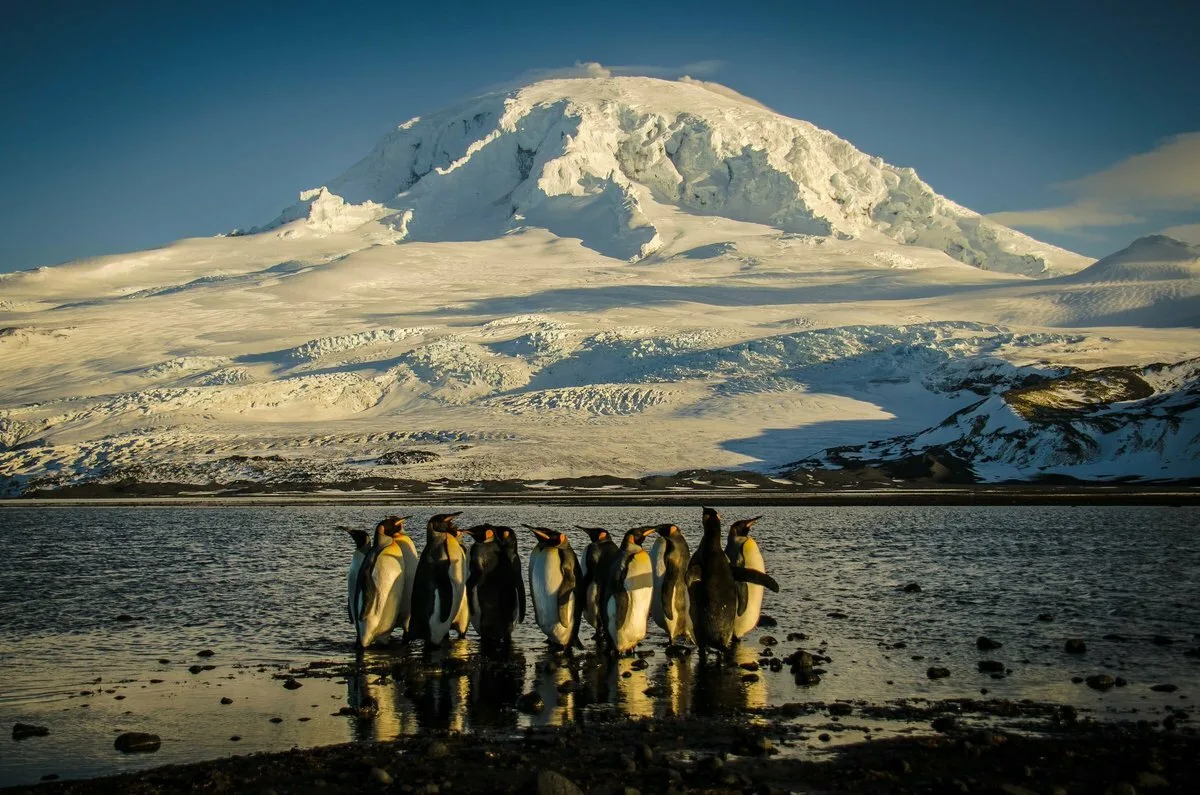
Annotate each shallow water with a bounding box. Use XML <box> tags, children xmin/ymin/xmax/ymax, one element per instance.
<box><xmin>1</xmin><ymin>504</ymin><xmax>1198</xmax><ymax>785</ymax></box>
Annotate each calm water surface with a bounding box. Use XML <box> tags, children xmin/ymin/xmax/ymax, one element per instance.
<box><xmin>1</xmin><ymin>505</ymin><xmax>1197</xmax><ymax>785</ymax></box>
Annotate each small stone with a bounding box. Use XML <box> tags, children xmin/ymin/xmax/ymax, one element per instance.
<box><xmin>157</xmin><ymin>658</ymin><xmax>170</xmax><ymax>665</ymax></box>
<box><xmin>188</xmin><ymin>664</ymin><xmax>205</xmax><ymax>674</ymax></box>
<box><xmin>927</xmin><ymin>666</ymin><xmax>951</xmax><ymax>680</ymax></box>
<box><xmin>1150</xmin><ymin>684</ymin><xmax>1178</xmax><ymax>693</ymax></box>
<box><xmin>370</xmin><ymin>767</ymin><xmax>393</xmax><ymax>785</ymax></box>
<box><xmin>794</xmin><ymin>669</ymin><xmax>821</xmax><ymax>686</ymax></box>
<box><xmin>534</xmin><ymin>771</ymin><xmax>584</xmax><ymax>795</ymax></box>
<box><xmin>1071</xmin><ymin>676</ymin><xmax>1084</xmax><ymax>684</ymax></box>
<box><xmin>818</xmin><ymin>733</ymin><xmax>831</xmax><ymax>742</ymax></box>
<box><xmin>630</xmin><ymin>657</ymin><xmax>649</xmax><ymax>671</ymax></box>
<box><xmin>739</xmin><ymin>661</ymin><xmax>760</xmax><ymax>671</ymax></box>
<box><xmin>1037</xmin><ymin>613</ymin><xmax>1054</xmax><ymax>622</ymax></box>
<box><xmin>931</xmin><ymin>716</ymin><xmax>957</xmax><ymax>732</ymax></box>
<box><xmin>757</xmin><ymin>615</ymin><xmax>778</xmax><ymax>628</ymax></box>
<box><xmin>976</xmin><ymin>636</ymin><xmax>1003</xmax><ymax>650</ymax></box>
<box><xmin>759</xmin><ymin>635</ymin><xmax>778</xmax><ymax>646</ymax></box>
<box><xmin>1152</xmin><ymin>635</ymin><xmax>1173</xmax><ymax>646</ymax></box>
<box><xmin>517</xmin><ymin>692</ymin><xmax>544</xmax><ymax>714</ymax></box>
<box><xmin>769</xmin><ymin>659</ymin><xmax>783</xmax><ymax>672</ymax></box>
<box><xmin>12</xmin><ymin>723</ymin><xmax>49</xmax><ymax>740</ymax></box>
<box><xmin>1103</xmin><ymin>633</ymin><xmax>1128</xmax><ymax>642</ymax></box>
<box><xmin>901</xmin><ymin>582</ymin><xmax>921</xmax><ymax>593</ymax></box>
<box><xmin>741</xmin><ymin>673</ymin><xmax>760</xmax><ymax>684</ymax></box>
<box><xmin>282</xmin><ymin>677</ymin><xmax>302</xmax><ymax>690</ymax></box>
<box><xmin>828</xmin><ymin>702</ymin><xmax>852</xmax><ymax>716</ymax></box>
<box><xmin>1115</xmin><ymin>677</ymin><xmax>1129</xmax><ymax>687</ymax></box>
<box><xmin>1000</xmin><ymin>785</ymin><xmax>1039</xmax><ymax>795</ymax></box>
<box><xmin>827</xmin><ymin>611</ymin><xmax>848</xmax><ymax>619</ymax></box>
<box><xmin>1106</xmin><ymin>783</ymin><xmax>1137</xmax><ymax>795</ymax></box>
<box><xmin>643</xmin><ymin>685</ymin><xmax>667</xmax><ymax>697</ymax></box>
<box><xmin>197</xmin><ymin>649</ymin><xmax>215</xmax><ymax>657</ymax></box>
<box><xmin>978</xmin><ymin>660</ymin><xmax>1005</xmax><ymax>673</ymax></box>
<box><xmin>220</xmin><ymin>697</ymin><xmax>233</xmax><ymax>705</ymax></box>
<box><xmin>636</xmin><ymin>743</ymin><xmax>654</xmax><ymax>764</ymax></box>
<box><xmin>229</xmin><ymin>735</ymin><xmax>241</xmax><ymax>741</ymax></box>
<box><xmin>1064</xmin><ymin>639</ymin><xmax>1087</xmax><ymax>654</ymax></box>
<box><xmin>700</xmin><ymin>755</ymin><xmax>724</xmax><ymax>773</ymax></box>
<box><xmin>115</xmin><ymin>614</ymin><xmax>134</xmax><ymax>622</ymax></box>
<box><xmin>427</xmin><ymin>740</ymin><xmax>451</xmax><ymax>760</ymax></box>
<box><xmin>114</xmin><ymin>732</ymin><xmax>161</xmax><ymax>753</ymax></box>
<box><xmin>1086</xmin><ymin>674</ymin><xmax>1116</xmax><ymax>691</ymax></box>
<box><xmin>786</xmin><ymin>632</ymin><xmax>807</xmax><ymax>641</ymax></box>
<box><xmin>1135</xmin><ymin>772</ymin><xmax>1169</xmax><ymax>789</ymax></box>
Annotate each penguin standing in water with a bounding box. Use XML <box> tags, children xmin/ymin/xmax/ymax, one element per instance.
<box><xmin>341</xmin><ymin>526</ymin><xmax>371</xmax><ymax>624</ymax></box>
<box><xmin>525</xmin><ymin>526</ymin><xmax>582</xmax><ymax>650</ymax></box>
<box><xmin>464</xmin><ymin>524</ymin><xmax>521</xmax><ymax>644</ymax></box>
<box><xmin>725</xmin><ymin>515</ymin><xmax>767</xmax><ymax>641</ymax></box>
<box><xmin>496</xmin><ymin>526</ymin><xmax>526</xmax><ymax>625</ymax></box>
<box><xmin>381</xmin><ymin>515</ymin><xmax>418</xmax><ymax>636</ymax></box>
<box><xmin>410</xmin><ymin>512</ymin><xmax>468</xmax><ymax>646</ymax></box>
<box><xmin>650</xmin><ymin>523</ymin><xmax>694</xmax><ymax>646</ymax></box>
<box><xmin>603</xmin><ymin>526</ymin><xmax>657</xmax><ymax>655</ymax></box>
<box><xmin>576</xmin><ymin>526</ymin><xmax>619</xmax><ymax>640</ymax></box>
<box><xmin>350</xmin><ymin>523</ymin><xmax>408</xmax><ymax>649</ymax></box>
<box><xmin>687</xmin><ymin>508</ymin><xmax>780</xmax><ymax>659</ymax></box>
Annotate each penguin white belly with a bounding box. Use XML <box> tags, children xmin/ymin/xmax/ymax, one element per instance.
<box><xmin>530</xmin><ymin>549</ymin><xmax>571</xmax><ymax>645</ymax></box>
<box><xmin>377</xmin><ymin>545</ymin><xmax>407</xmax><ymax>638</ymax></box>
<box><xmin>358</xmin><ymin>553</ymin><xmax>404</xmax><ymax>648</ymax></box>
<box><xmin>450</xmin><ymin>541</ymin><xmax>469</xmax><ymax>635</ymax></box>
<box><xmin>396</xmin><ymin>536</ymin><xmax>418</xmax><ymax>632</ymax></box>
<box><xmin>649</xmin><ymin>537</ymin><xmax>668</xmax><ymax>632</ymax></box>
<box><xmin>609</xmin><ymin>552</ymin><xmax>653</xmax><ymax>653</ymax></box>
<box><xmin>731</xmin><ymin>538</ymin><xmax>766</xmax><ymax>639</ymax></box>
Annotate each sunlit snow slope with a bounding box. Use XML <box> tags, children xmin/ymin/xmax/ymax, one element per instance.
<box><xmin>1</xmin><ymin>77</ymin><xmax>1197</xmax><ymax>494</ymax></box>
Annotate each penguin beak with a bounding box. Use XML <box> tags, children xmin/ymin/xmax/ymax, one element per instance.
<box><xmin>524</xmin><ymin>525</ymin><xmax>551</xmax><ymax>542</ymax></box>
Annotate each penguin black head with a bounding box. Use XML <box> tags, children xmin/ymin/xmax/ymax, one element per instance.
<box><xmin>701</xmin><ymin>507</ymin><xmax>723</xmax><ymax>533</ymax></box>
<box><xmin>575</xmin><ymin>526</ymin><xmax>611</xmax><ymax>543</ymax></box>
<box><xmin>729</xmin><ymin>516</ymin><xmax>762</xmax><ymax>539</ymax></box>
<box><xmin>341</xmin><ymin>527</ymin><xmax>370</xmax><ymax>549</ymax></box>
<box><xmin>428</xmin><ymin>512</ymin><xmax>464</xmax><ymax>535</ymax></box>
<box><xmin>622</xmin><ymin>525</ymin><xmax>657</xmax><ymax>546</ymax></box>
<box><xmin>464</xmin><ymin>524</ymin><xmax>497</xmax><ymax>543</ymax></box>
<box><xmin>524</xmin><ymin>524</ymin><xmax>566</xmax><ymax>547</ymax></box>
<box><xmin>381</xmin><ymin>515</ymin><xmax>413</xmax><ymax>537</ymax></box>
<box><xmin>656</xmin><ymin>523</ymin><xmax>682</xmax><ymax>537</ymax></box>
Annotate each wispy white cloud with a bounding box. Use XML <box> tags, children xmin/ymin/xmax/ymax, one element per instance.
<box><xmin>988</xmin><ymin>132</ymin><xmax>1200</xmax><ymax>231</ymax></box>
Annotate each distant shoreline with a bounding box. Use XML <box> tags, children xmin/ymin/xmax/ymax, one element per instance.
<box><xmin>3</xmin><ymin>485</ymin><xmax>1199</xmax><ymax>508</ymax></box>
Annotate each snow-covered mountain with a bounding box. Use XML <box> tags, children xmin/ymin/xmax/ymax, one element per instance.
<box><xmin>1</xmin><ymin>76</ymin><xmax>1196</xmax><ymax>495</ymax></box>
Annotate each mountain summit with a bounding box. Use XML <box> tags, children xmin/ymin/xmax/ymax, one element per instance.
<box><xmin>271</xmin><ymin>76</ymin><xmax>1087</xmax><ymax>277</ymax></box>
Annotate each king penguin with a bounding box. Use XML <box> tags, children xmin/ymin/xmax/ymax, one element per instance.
<box><xmin>381</xmin><ymin>515</ymin><xmax>418</xmax><ymax>637</ymax></box>
<box><xmin>351</xmin><ymin>523</ymin><xmax>407</xmax><ymax>649</ymax></box>
<box><xmin>525</xmin><ymin>526</ymin><xmax>583</xmax><ymax>650</ymax></box>
<box><xmin>725</xmin><ymin>515</ymin><xmax>767</xmax><ymax>641</ymax></box>
<box><xmin>576</xmin><ymin>526</ymin><xmax>619</xmax><ymax>639</ymax></box>
<box><xmin>410</xmin><ymin>512</ymin><xmax>468</xmax><ymax>646</ymax></box>
<box><xmin>341</xmin><ymin>526</ymin><xmax>371</xmax><ymax>625</ymax></box>
<box><xmin>603</xmin><ymin>526</ymin><xmax>657</xmax><ymax>655</ymax></box>
<box><xmin>687</xmin><ymin>508</ymin><xmax>780</xmax><ymax>658</ymax></box>
<box><xmin>496</xmin><ymin>526</ymin><xmax>526</xmax><ymax>625</ymax></box>
<box><xmin>464</xmin><ymin>524</ymin><xmax>521</xmax><ymax>644</ymax></box>
<box><xmin>650</xmin><ymin>523</ymin><xmax>694</xmax><ymax>646</ymax></box>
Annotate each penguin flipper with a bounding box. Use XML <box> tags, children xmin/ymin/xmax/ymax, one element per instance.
<box><xmin>466</xmin><ymin>558</ymin><xmax>481</xmax><ymax>621</ymax></box>
<box><xmin>435</xmin><ymin>560</ymin><xmax>455</xmax><ymax>623</ymax></box>
<box><xmin>513</xmin><ymin>556</ymin><xmax>527</xmax><ymax>624</ymax></box>
<box><xmin>556</xmin><ymin>553</ymin><xmax>577</xmax><ymax>633</ymax></box>
<box><xmin>685</xmin><ymin>563</ymin><xmax>702</xmax><ymax>587</ymax></box>
<box><xmin>730</xmin><ymin>567</ymin><xmax>780</xmax><ymax>592</ymax></box>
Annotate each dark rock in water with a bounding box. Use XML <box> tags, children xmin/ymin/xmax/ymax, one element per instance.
<box><xmin>40</xmin><ymin>774</ymin><xmax>59</xmax><ymax>782</ymax></box>
<box><xmin>114</xmin><ymin>732</ymin><xmax>161</xmax><ymax>753</ymax></box>
<box><xmin>1086</xmin><ymin>674</ymin><xmax>1116</xmax><ymax>691</ymax></box>
<box><xmin>1037</xmin><ymin>613</ymin><xmax>1054</xmax><ymax>622</ymax></box>
<box><xmin>827</xmin><ymin>612</ymin><xmax>848</xmax><ymax>619</ymax></box>
<box><xmin>1071</xmin><ymin>676</ymin><xmax>1084</xmax><ymax>684</ymax></box>
<box><xmin>789</xmin><ymin>650</ymin><xmax>815</xmax><ymax>670</ymax></box>
<box><xmin>828</xmin><ymin>702</ymin><xmax>853</xmax><ymax>716</ymax></box>
<box><xmin>1115</xmin><ymin>677</ymin><xmax>1129</xmax><ymax>687</ymax></box>
<box><xmin>630</xmin><ymin>658</ymin><xmax>649</xmax><ymax>671</ymax></box>
<box><xmin>188</xmin><ymin>665</ymin><xmax>205</xmax><ymax>674</ymax></box>
<box><xmin>1150</xmin><ymin>684</ymin><xmax>1178</xmax><ymax>693</ymax></box>
<box><xmin>370</xmin><ymin>767</ymin><xmax>393</xmax><ymax>786</ymax></box>
<box><xmin>978</xmin><ymin>660</ymin><xmax>1005</xmax><ymax>673</ymax></box>
<box><xmin>196</xmin><ymin>649</ymin><xmax>215</xmax><ymax>658</ymax></box>
<box><xmin>426</xmin><ymin>740</ymin><xmax>451</xmax><ymax>760</ymax></box>
<box><xmin>976</xmin><ymin>636</ymin><xmax>1003</xmax><ymax>650</ymax></box>
<box><xmin>12</xmin><ymin>723</ymin><xmax>49</xmax><ymax>740</ymax></box>
<box><xmin>115</xmin><ymin>614</ymin><xmax>135</xmax><ymax>622</ymax></box>
<box><xmin>739</xmin><ymin>661</ymin><xmax>760</xmax><ymax>671</ymax></box>
<box><xmin>157</xmin><ymin>658</ymin><xmax>170</xmax><ymax>665</ymax></box>
<box><xmin>757</xmin><ymin>615</ymin><xmax>778</xmax><ymax>628</ymax></box>
<box><xmin>927</xmin><ymin>667</ymin><xmax>951</xmax><ymax>680</ymax></box>
<box><xmin>931</xmin><ymin>716</ymin><xmax>957</xmax><ymax>732</ymax></box>
<box><xmin>794</xmin><ymin>669</ymin><xmax>821</xmax><ymax>686</ymax></box>
<box><xmin>269</xmin><ymin>717</ymin><xmax>283</xmax><ymax>723</ymax></box>
<box><xmin>1103</xmin><ymin>633</ymin><xmax>1129</xmax><ymax>642</ymax></box>
<box><xmin>741</xmin><ymin>673</ymin><xmax>760</xmax><ymax>684</ymax></box>
<box><xmin>1152</xmin><ymin>635</ymin><xmax>1174</xmax><ymax>646</ymax></box>
<box><xmin>220</xmin><ymin>697</ymin><xmax>233</xmax><ymax>705</ymax></box>
<box><xmin>642</xmin><ymin>685</ymin><xmax>667</xmax><ymax>697</ymax></box>
<box><xmin>760</xmin><ymin>635</ymin><xmax>778</xmax><ymax>646</ymax></box>
<box><xmin>517</xmin><ymin>692</ymin><xmax>545</xmax><ymax>714</ymax></box>
<box><xmin>229</xmin><ymin>735</ymin><xmax>241</xmax><ymax>742</ymax></box>
<box><xmin>818</xmin><ymin>733</ymin><xmax>831</xmax><ymax>742</ymax></box>
<box><xmin>786</xmin><ymin>632</ymin><xmax>807</xmax><ymax>641</ymax></box>
<box><xmin>768</xmin><ymin>659</ymin><xmax>784</xmax><ymax>672</ymax></box>
<box><xmin>1064</xmin><ymin>639</ymin><xmax>1087</xmax><ymax>654</ymax></box>
<box><xmin>891</xmin><ymin>641</ymin><xmax>907</xmax><ymax>648</ymax></box>
<box><xmin>901</xmin><ymin>583</ymin><xmax>922</xmax><ymax>593</ymax></box>
<box><xmin>282</xmin><ymin>677</ymin><xmax>302</xmax><ymax>690</ymax></box>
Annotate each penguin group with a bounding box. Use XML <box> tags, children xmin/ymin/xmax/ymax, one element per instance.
<box><xmin>343</xmin><ymin>508</ymin><xmax>779</xmax><ymax>659</ymax></box>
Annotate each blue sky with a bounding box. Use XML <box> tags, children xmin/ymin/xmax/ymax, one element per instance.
<box><xmin>1</xmin><ymin>0</ymin><xmax>1197</xmax><ymax>273</ymax></box>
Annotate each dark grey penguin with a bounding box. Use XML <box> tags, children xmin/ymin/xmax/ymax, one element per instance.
<box><xmin>496</xmin><ymin>525</ymin><xmax>525</xmax><ymax>625</ymax></box>
<box><xmin>464</xmin><ymin>524</ymin><xmax>521</xmax><ymax>644</ymax></box>
<box><xmin>687</xmin><ymin>507</ymin><xmax>779</xmax><ymax>658</ymax></box>
<box><xmin>650</xmin><ymin>523</ymin><xmax>694</xmax><ymax>646</ymax></box>
<box><xmin>576</xmin><ymin>526</ymin><xmax>619</xmax><ymax>639</ymax></box>
<box><xmin>409</xmin><ymin>512</ymin><xmax>467</xmax><ymax>646</ymax></box>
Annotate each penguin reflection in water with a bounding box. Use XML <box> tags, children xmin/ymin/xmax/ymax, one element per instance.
<box><xmin>576</xmin><ymin>526</ymin><xmax>618</xmax><ymax>642</ymax></box>
<box><xmin>347</xmin><ymin>519</ymin><xmax>411</xmax><ymax>649</ymax></box>
<box><xmin>688</xmin><ymin>507</ymin><xmax>780</xmax><ymax>660</ymax></box>
<box><xmin>603</xmin><ymin>526</ymin><xmax>657</xmax><ymax>655</ymax></box>
<box><xmin>410</xmin><ymin>512</ymin><xmax>469</xmax><ymax>646</ymax></box>
<box><xmin>649</xmin><ymin>523</ymin><xmax>694</xmax><ymax>647</ymax></box>
<box><xmin>725</xmin><ymin>515</ymin><xmax>767</xmax><ymax>642</ymax></box>
<box><xmin>525</xmin><ymin>526</ymin><xmax>583</xmax><ymax>650</ymax></box>
<box><xmin>464</xmin><ymin>524</ymin><xmax>524</xmax><ymax>644</ymax></box>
